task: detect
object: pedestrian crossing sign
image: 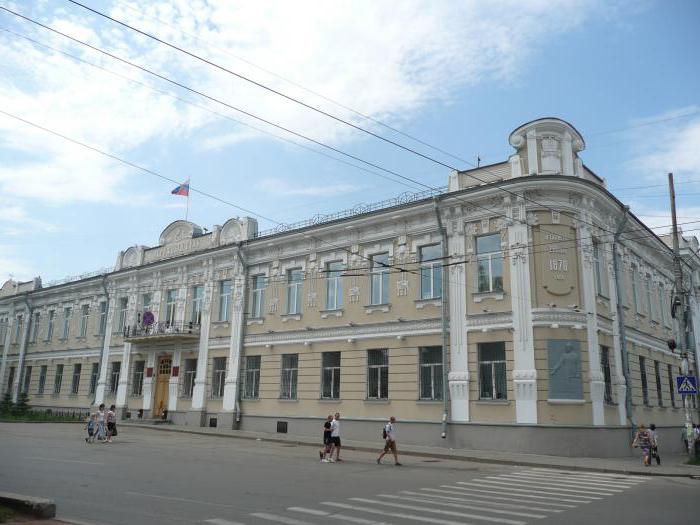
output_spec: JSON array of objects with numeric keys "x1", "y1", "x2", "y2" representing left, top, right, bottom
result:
[{"x1": 676, "y1": 376, "x2": 698, "y2": 395}]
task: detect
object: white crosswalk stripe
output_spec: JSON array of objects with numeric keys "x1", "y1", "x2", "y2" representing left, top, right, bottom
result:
[
  {"x1": 322, "y1": 501, "x2": 467, "y2": 525},
  {"x1": 451, "y1": 482, "x2": 594, "y2": 503},
  {"x1": 288, "y1": 507, "x2": 394, "y2": 524},
  {"x1": 377, "y1": 494, "x2": 547, "y2": 519},
  {"x1": 402, "y1": 489, "x2": 566, "y2": 512},
  {"x1": 502, "y1": 471, "x2": 639, "y2": 489},
  {"x1": 530, "y1": 467, "x2": 647, "y2": 481},
  {"x1": 422, "y1": 487, "x2": 578, "y2": 508},
  {"x1": 458, "y1": 480, "x2": 602, "y2": 500},
  {"x1": 249, "y1": 513, "x2": 314, "y2": 524},
  {"x1": 484, "y1": 475, "x2": 620, "y2": 495},
  {"x1": 204, "y1": 520, "x2": 246, "y2": 525}
]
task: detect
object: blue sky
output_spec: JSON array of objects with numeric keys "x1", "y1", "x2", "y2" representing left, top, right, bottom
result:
[{"x1": 0, "y1": 0, "x2": 699, "y2": 283}]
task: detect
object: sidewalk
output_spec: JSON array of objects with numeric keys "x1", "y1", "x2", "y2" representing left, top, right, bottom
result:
[{"x1": 120, "y1": 422, "x2": 700, "y2": 477}]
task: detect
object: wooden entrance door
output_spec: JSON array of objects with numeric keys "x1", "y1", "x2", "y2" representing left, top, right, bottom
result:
[{"x1": 153, "y1": 357, "x2": 172, "y2": 418}]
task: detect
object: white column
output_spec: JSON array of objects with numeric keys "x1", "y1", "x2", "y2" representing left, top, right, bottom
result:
[
  {"x1": 607, "y1": 248, "x2": 627, "y2": 425},
  {"x1": 526, "y1": 130, "x2": 539, "y2": 175},
  {"x1": 116, "y1": 292, "x2": 137, "y2": 409},
  {"x1": 12, "y1": 311, "x2": 31, "y2": 403},
  {"x1": 191, "y1": 282, "x2": 213, "y2": 410},
  {"x1": 168, "y1": 349, "x2": 181, "y2": 412},
  {"x1": 94, "y1": 297, "x2": 116, "y2": 406},
  {"x1": 142, "y1": 352, "x2": 156, "y2": 413},
  {"x1": 447, "y1": 225, "x2": 469, "y2": 422},
  {"x1": 223, "y1": 272, "x2": 246, "y2": 412},
  {"x1": 509, "y1": 216, "x2": 538, "y2": 424},
  {"x1": 579, "y1": 225, "x2": 605, "y2": 425},
  {"x1": 0, "y1": 314, "x2": 14, "y2": 394},
  {"x1": 561, "y1": 133, "x2": 574, "y2": 176}
]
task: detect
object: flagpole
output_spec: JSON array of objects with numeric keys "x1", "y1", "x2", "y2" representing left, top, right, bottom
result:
[{"x1": 185, "y1": 193, "x2": 190, "y2": 222}]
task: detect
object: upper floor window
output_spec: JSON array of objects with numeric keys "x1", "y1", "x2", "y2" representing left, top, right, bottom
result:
[
  {"x1": 191, "y1": 286, "x2": 203, "y2": 324},
  {"x1": 251, "y1": 275, "x2": 267, "y2": 318},
  {"x1": 30, "y1": 312, "x2": 40, "y2": 343},
  {"x1": 98, "y1": 302, "x2": 107, "y2": 335},
  {"x1": 420, "y1": 245, "x2": 442, "y2": 300},
  {"x1": 13, "y1": 315, "x2": 23, "y2": 344},
  {"x1": 646, "y1": 275, "x2": 656, "y2": 321},
  {"x1": 47, "y1": 311, "x2": 55, "y2": 341},
  {"x1": 592, "y1": 241, "x2": 608, "y2": 296},
  {"x1": 286, "y1": 269, "x2": 303, "y2": 315},
  {"x1": 476, "y1": 235, "x2": 503, "y2": 293},
  {"x1": 165, "y1": 290, "x2": 177, "y2": 325},
  {"x1": 62, "y1": 307, "x2": 72, "y2": 339},
  {"x1": 630, "y1": 264, "x2": 641, "y2": 313},
  {"x1": 116, "y1": 298, "x2": 128, "y2": 333},
  {"x1": 219, "y1": 280, "x2": 232, "y2": 322},
  {"x1": 79, "y1": 304, "x2": 89, "y2": 337},
  {"x1": 370, "y1": 253, "x2": 390, "y2": 305},
  {"x1": 142, "y1": 293, "x2": 152, "y2": 311},
  {"x1": 325, "y1": 262, "x2": 344, "y2": 310}
]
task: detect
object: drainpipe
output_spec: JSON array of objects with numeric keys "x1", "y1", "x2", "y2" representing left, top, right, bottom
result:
[
  {"x1": 433, "y1": 197, "x2": 450, "y2": 439},
  {"x1": 232, "y1": 242, "x2": 248, "y2": 426},
  {"x1": 612, "y1": 205, "x2": 635, "y2": 433},
  {"x1": 93, "y1": 275, "x2": 110, "y2": 406},
  {"x1": 13, "y1": 293, "x2": 34, "y2": 403}
]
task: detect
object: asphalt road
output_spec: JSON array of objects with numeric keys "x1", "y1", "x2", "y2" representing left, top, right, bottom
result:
[{"x1": 0, "y1": 423, "x2": 697, "y2": 525}]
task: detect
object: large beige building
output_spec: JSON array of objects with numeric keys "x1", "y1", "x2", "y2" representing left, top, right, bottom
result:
[{"x1": 2, "y1": 118, "x2": 698, "y2": 456}]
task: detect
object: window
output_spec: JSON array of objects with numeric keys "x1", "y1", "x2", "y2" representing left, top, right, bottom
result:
[
  {"x1": 218, "y1": 280, "x2": 232, "y2": 322},
  {"x1": 593, "y1": 241, "x2": 603, "y2": 295},
  {"x1": 645, "y1": 275, "x2": 654, "y2": 319},
  {"x1": 116, "y1": 298, "x2": 128, "y2": 333},
  {"x1": 286, "y1": 269, "x2": 303, "y2": 314},
  {"x1": 280, "y1": 354, "x2": 298, "y2": 400},
  {"x1": 211, "y1": 357, "x2": 226, "y2": 398},
  {"x1": 53, "y1": 364, "x2": 63, "y2": 395},
  {"x1": 79, "y1": 304, "x2": 89, "y2": 337},
  {"x1": 165, "y1": 290, "x2": 177, "y2": 325},
  {"x1": 420, "y1": 245, "x2": 442, "y2": 300},
  {"x1": 22, "y1": 366, "x2": 32, "y2": 394},
  {"x1": 668, "y1": 364, "x2": 676, "y2": 408},
  {"x1": 325, "y1": 262, "x2": 344, "y2": 310},
  {"x1": 98, "y1": 302, "x2": 107, "y2": 335},
  {"x1": 30, "y1": 312, "x2": 40, "y2": 343},
  {"x1": 476, "y1": 235, "x2": 504, "y2": 293},
  {"x1": 38, "y1": 365, "x2": 47, "y2": 395},
  {"x1": 142, "y1": 293, "x2": 152, "y2": 311},
  {"x1": 182, "y1": 359, "x2": 197, "y2": 398},
  {"x1": 367, "y1": 349, "x2": 388, "y2": 400},
  {"x1": 631, "y1": 265, "x2": 641, "y2": 313},
  {"x1": 71, "y1": 364, "x2": 81, "y2": 395},
  {"x1": 419, "y1": 346, "x2": 443, "y2": 400},
  {"x1": 132, "y1": 361, "x2": 145, "y2": 396},
  {"x1": 600, "y1": 346, "x2": 613, "y2": 404},
  {"x1": 478, "y1": 342, "x2": 507, "y2": 400},
  {"x1": 370, "y1": 253, "x2": 390, "y2": 305},
  {"x1": 639, "y1": 356, "x2": 649, "y2": 406},
  {"x1": 6, "y1": 366, "x2": 15, "y2": 393},
  {"x1": 13, "y1": 315, "x2": 23, "y2": 344},
  {"x1": 191, "y1": 286, "x2": 203, "y2": 324},
  {"x1": 654, "y1": 361, "x2": 663, "y2": 407},
  {"x1": 89, "y1": 362, "x2": 99, "y2": 395},
  {"x1": 321, "y1": 352, "x2": 341, "y2": 400},
  {"x1": 251, "y1": 275, "x2": 266, "y2": 318},
  {"x1": 0, "y1": 318, "x2": 6, "y2": 345},
  {"x1": 46, "y1": 311, "x2": 55, "y2": 341},
  {"x1": 244, "y1": 356, "x2": 261, "y2": 399},
  {"x1": 62, "y1": 307, "x2": 72, "y2": 339},
  {"x1": 660, "y1": 285, "x2": 669, "y2": 326},
  {"x1": 109, "y1": 362, "x2": 121, "y2": 395}
]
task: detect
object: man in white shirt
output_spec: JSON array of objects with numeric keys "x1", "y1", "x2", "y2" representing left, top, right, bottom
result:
[
  {"x1": 377, "y1": 416, "x2": 401, "y2": 465},
  {"x1": 330, "y1": 412, "x2": 342, "y2": 462}
]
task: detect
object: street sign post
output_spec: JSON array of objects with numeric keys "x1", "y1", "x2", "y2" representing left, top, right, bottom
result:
[{"x1": 676, "y1": 376, "x2": 698, "y2": 395}]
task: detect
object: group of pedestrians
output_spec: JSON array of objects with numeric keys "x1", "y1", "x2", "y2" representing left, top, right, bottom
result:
[
  {"x1": 318, "y1": 413, "x2": 401, "y2": 465},
  {"x1": 632, "y1": 423, "x2": 661, "y2": 466},
  {"x1": 85, "y1": 403, "x2": 118, "y2": 444}
]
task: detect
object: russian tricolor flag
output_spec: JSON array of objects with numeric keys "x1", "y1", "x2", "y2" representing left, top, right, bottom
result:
[{"x1": 171, "y1": 179, "x2": 190, "y2": 196}]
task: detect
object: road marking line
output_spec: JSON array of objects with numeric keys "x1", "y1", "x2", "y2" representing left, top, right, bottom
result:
[
  {"x1": 125, "y1": 491, "x2": 236, "y2": 508},
  {"x1": 287, "y1": 508, "x2": 328, "y2": 516},
  {"x1": 249, "y1": 513, "x2": 312, "y2": 524},
  {"x1": 504, "y1": 472, "x2": 638, "y2": 489},
  {"x1": 204, "y1": 519, "x2": 246, "y2": 525},
  {"x1": 424, "y1": 488, "x2": 577, "y2": 508},
  {"x1": 486, "y1": 475, "x2": 618, "y2": 495},
  {"x1": 288, "y1": 507, "x2": 390, "y2": 525},
  {"x1": 530, "y1": 468, "x2": 647, "y2": 481},
  {"x1": 521, "y1": 470, "x2": 645, "y2": 485},
  {"x1": 401, "y1": 490, "x2": 564, "y2": 513},
  {"x1": 321, "y1": 502, "x2": 466, "y2": 525},
  {"x1": 460, "y1": 480, "x2": 601, "y2": 500},
  {"x1": 23, "y1": 456, "x2": 104, "y2": 465},
  {"x1": 377, "y1": 494, "x2": 546, "y2": 519},
  {"x1": 447, "y1": 484, "x2": 590, "y2": 504},
  {"x1": 349, "y1": 497, "x2": 526, "y2": 525}
]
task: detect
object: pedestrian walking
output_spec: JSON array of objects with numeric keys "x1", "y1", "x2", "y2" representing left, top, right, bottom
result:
[
  {"x1": 649, "y1": 423, "x2": 661, "y2": 465},
  {"x1": 377, "y1": 416, "x2": 401, "y2": 466},
  {"x1": 96, "y1": 404, "x2": 106, "y2": 442},
  {"x1": 319, "y1": 414, "x2": 333, "y2": 462},
  {"x1": 632, "y1": 424, "x2": 652, "y2": 466},
  {"x1": 85, "y1": 413, "x2": 96, "y2": 444},
  {"x1": 330, "y1": 412, "x2": 342, "y2": 462},
  {"x1": 106, "y1": 404, "x2": 117, "y2": 443}
]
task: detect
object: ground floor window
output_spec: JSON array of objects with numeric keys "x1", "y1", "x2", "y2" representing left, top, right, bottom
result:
[
  {"x1": 640, "y1": 356, "x2": 649, "y2": 406},
  {"x1": 53, "y1": 364, "x2": 63, "y2": 395},
  {"x1": 668, "y1": 364, "x2": 675, "y2": 408},
  {"x1": 38, "y1": 365, "x2": 47, "y2": 395},
  {"x1": 654, "y1": 360, "x2": 663, "y2": 407},
  {"x1": 132, "y1": 361, "x2": 145, "y2": 396},
  {"x1": 109, "y1": 362, "x2": 121, "y2": 395},
  {"x1": 419, "y1": 346, "x2": 443, "y2": 400},
  {"x1": 211, "y1": 357, "x2": 226, "y2": 399},
  {"x1": 478, "y1": 342, "x2": 506, "y2": 400},
  {"x1": 6, "y1": 367, "x2": 14, "y2": 393},
  {"x1": 71, "y1": 364, "x2": 81, "y2": 395},
  {"x1": 182, "y1": 359, "x2": 197, "y2": 398},
  {"x1": 367, "y1": 349, "x2": 388, "y2": 400},
  {"x1": 600, "y1": 346, "x2": 613, "y2": 404},
  {"x1": 321, "y1": 352, "x2": 341, "y2": 400},
  {"x1": 244, "y1": 356, "x2": 261, "y2": 399},
  {"x1": 280, "y1": 354, "x2": 298, "y2": 400},
  {"x1": 89, "y1": 362, "x2": 99, "y2": 395},
  {"x1": 22, "y1": 366, "x2": 32, "y2": 394}
]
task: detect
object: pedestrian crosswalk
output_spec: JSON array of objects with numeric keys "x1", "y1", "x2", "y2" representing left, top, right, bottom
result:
[{"x1": 203, "y1": 467, "x2": 649, "y2": 525}]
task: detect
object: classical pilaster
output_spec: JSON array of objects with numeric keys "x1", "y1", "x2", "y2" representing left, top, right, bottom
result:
[
  {"x1": 191, "y1": 281, "x2": 213, "y2": 417},
  {"x1": 141, "y1": 352, "x2": 156, "y2": 416},
  {"x1": 168, "y1": 349, "x2": 181, "y2": 413},
  {"x1": 561, "y1": 133, "x2": 574, "y2": 176},
  {"x1": 12, "y1": 309, "x2": 31, "y2": 403},
  {"x1": 509, "y1": 209, "x2": 537, "y2": 424},
  {"x1": 578, "y1": 224, "x2": 605, "y2": 425},
  {"x1": 446, "y1": 221, "x2": 469, "y2": 422},
  {"x1": 176, "y1": 285, "x2": 188, "y2": 325},
  {"x1": 607, "y1": 248, "x2": 627, "y2": 425},
  {"x1": 115, "y1": 290, "x2": 138, "y2": 412},
  {"x1": 526, "y1": 130, "x2": 539, "y2": 175},
  {"x1": 0, "y1": 314, "x2": 13, "y2": 395},
  {"x1": 94, "y1": 296, "x2": 116, "y2": 407},
  {"x1": 223, "y1": 273, "x2": 246, "y2": 411}
]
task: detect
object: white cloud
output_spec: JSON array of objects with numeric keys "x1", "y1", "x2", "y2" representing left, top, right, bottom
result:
[
  {"x1": 257, "y1": 178, "x2": 360, "y2": 197},
  {"x1": 0, "y1": 246, "x2": 35, "y2": 282}
]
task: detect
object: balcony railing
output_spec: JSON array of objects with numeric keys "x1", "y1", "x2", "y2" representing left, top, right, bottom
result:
[{"x1": 124, "y1": 321, "x2": 200, "y2": 341}]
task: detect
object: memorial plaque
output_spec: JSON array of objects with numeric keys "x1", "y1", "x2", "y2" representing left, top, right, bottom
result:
[{"x1": 547, "y1": 339, "x2": 583, "y2": 399}]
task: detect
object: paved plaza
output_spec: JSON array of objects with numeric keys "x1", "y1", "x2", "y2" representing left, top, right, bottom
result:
[{"x1": 0, "y1": 423, "x2": 698, "y2": 525}]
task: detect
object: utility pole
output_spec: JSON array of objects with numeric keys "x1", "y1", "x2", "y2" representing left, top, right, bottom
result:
[{"x1": 669, "y1": 172, "x2": 695, "y2": 458}]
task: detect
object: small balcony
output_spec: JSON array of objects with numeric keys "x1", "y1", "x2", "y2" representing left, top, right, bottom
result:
[{"x1": 124, "y1": 321, "x2": 201, "y2": 343}]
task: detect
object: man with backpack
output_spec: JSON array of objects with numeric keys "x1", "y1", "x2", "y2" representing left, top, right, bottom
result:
[{"x1": 377, "y1": 416, "x2": 401, "y2": 465}]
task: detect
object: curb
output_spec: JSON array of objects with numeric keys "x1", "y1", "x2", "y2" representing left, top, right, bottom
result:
[
  {"x1": 120, "y1": 423, "x2": 699, "y2": 478},
  {"x1": 0, "y1": 491, "x2": 56, "y2": 519}
]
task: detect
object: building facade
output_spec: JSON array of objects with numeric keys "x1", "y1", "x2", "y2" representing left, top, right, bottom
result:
[{"x1": 2, "y1": 118, "x2": 698, "y2": 456}]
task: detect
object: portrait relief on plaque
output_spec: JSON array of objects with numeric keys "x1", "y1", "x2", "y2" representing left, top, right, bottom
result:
[{"x1": 547, "y1": 340, "x2": 583, "y2": 399}]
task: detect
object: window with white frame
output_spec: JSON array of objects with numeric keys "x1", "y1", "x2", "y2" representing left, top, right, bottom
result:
[
  {"x1": 631, "y1": 264, "x2": 641, "y2": 313},
  {"x1": 280, "y1": 354, "x2": 298, "y2": 400},
  {"x1": 142, "y1": 293, "x2": 152, "y2": 311},
  {"x1": 109, "y1": 361, "x2": 121, "y2": 395},
  {"x1": 0, "y1": 319, "x2": 6, "y2": 345},
  {"x1": 286, "y1": 269, "x2": 303, "y2": 315},
  {"x1": 13, "y1": 315, "x2": 23, "y2": 344},
  {"x1": 71, "y1": 363, "x2": 81, "y2": 395},
  {"x1": 46, "y1": 311, "x2": 54, "y2": 341},
  {"x1": 639, "y1": 356, "x2": 649, "y2": 406},
  {"x1": 218, "y1": 280, "x2": 232, "y2": 322},
  {"x1": 53, "y1": 364, "x2": 63, "y2": 395},
  {"x1": 321, "y1": 351, "x2": 341, "y2": 400},
  {"x1": 132, "y1": 361, "x2": 145, "y2": 396},
  {"x1": 244, "y1": 355, "x2": 261, "y2": 399},
  {"x1": 38, "y1": 365, "x2": 47, "y2": 395},
  {"x1": 6, "y1": 367, "x2": 15, "y2": 393},
  {"x1": 98, "y1": 302, "x2": 107, "y2": 335},
  {"x1": 79, "y1": 304, "x2": 89, "y2": 337},
  {"x1": 89, "y1": 362, "x2": 98, "y2": 394},
  {"x1": 30, "y1": 312, "x2": 40, "y2": 343},
  {"x1": 367, "y1": 349, "x2": 388, "y2": 400},
  {"x1": 420, "y1": 245, "x2": 442, "y2": 300},
  {"x1": 165, "y1": 290, "x2": 177, "y2": 325},
  {"x1": 476, "y1": 234, "x2": 504, "y2": 293},
  {"x1": 182, "y1": 359, "x2": 197, "y2": 398},
  {"x1": 251, "y1": 275, "x2": 266, "y2": 318},
  {"x1": 191, "y1": 285, "x2": 203, "y2": 324},
  {"x1": 419, "y1": 346, "x2": 443, "y2": 400},
  {"x1": 478, "y1": 342, "x2": 507, "y2": 400},
  {"x1": 644, "y1": 275, "x2": 654, "y2": 318},
  {"x1": 325, "y1": 262, "x2": 344, "y2": 310},
  {"x1": 592, "y1": 241, "x2": 608, "y2": 296},
  {"x1": 62, "y1": 307, "x2": 72, "y2": 339},
  {"x1": 116, "y1": 298, "x2": 128, "y2": 334},
  {"x1": 211, "y1": 357, "x2": 226, "y2": 398},
  {"x1": 600, "y1": 346, "x2": 613, "y2": 404},
  {"x1": 22, "y1": 365, "x2": 32, "y2": 394},
  {"x1": 370, "y1": 253, "x2": 390, "y2": 305}
]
